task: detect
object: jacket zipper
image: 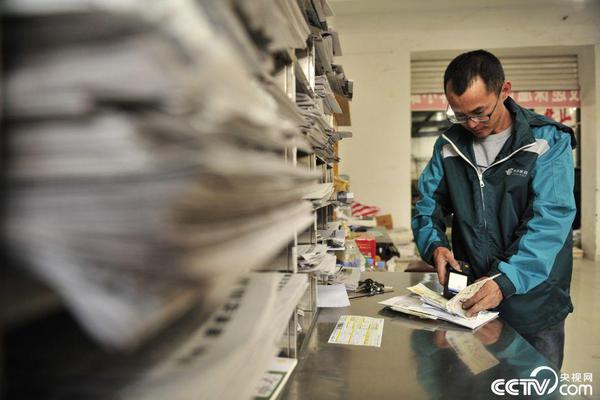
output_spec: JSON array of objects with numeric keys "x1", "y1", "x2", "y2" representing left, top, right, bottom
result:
[{"x1": 441, "y1": 134, "x2": 537, "y2": 229}]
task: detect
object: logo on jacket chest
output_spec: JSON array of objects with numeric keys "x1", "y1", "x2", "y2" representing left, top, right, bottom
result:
[{"x1": 505, "y1": 167, "x2": 529, "y2": 178}]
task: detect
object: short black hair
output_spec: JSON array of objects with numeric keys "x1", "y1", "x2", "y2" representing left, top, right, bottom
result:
[{"x1": 444, "y1": 50, "x2": 505, "y2": 96}]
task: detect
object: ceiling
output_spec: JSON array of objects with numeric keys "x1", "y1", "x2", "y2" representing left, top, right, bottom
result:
[{"x1": 328, "y1": 0, "x2": 594, "y2": 15}]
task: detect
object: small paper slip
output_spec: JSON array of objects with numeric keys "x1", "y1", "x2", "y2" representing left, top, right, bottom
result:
[
  {"x1": 407, "y1": 283, "x2": 448, "y2": 309},
  {"x1": 379, "y1": 295, "x2": 438, "y2": 320},
  {"x1": 421, "y1": 304, "x2": 498, "y2": 330},
  {"x1": 328, "y1": 315, "x2": 384, "y2": 347},
  {"x1": 317, "y1": 284, "x2": 350, "y2": 308}
]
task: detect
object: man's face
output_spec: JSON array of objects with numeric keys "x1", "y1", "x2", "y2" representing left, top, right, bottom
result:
[{"x1": 445, "y1": 77, "x2": 508, "y2": 139}]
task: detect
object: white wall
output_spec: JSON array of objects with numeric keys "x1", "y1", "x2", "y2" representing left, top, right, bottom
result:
[
  {"x1": 332, "y1": 2, "x2": 600, "y2": 258},
  {"x1": 578, "y1": 45, "x2": 600, "y2": 260},
  {"x1": 338, "y1": 51, "x2": 411, "y2": 227}
]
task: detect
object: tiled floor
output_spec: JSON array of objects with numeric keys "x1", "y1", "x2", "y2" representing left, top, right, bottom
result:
[{"x1": 562, "y1": 259, "x2": 600, "y2": 381}]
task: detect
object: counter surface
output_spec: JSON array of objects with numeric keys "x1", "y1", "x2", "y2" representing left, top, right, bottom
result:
[{"x1": 280, "y1": 272, "x2": 561, "y2": 400}]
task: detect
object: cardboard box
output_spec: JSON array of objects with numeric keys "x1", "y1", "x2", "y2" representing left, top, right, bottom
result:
[{"x1": 376, "y1": 214, "x2": 393, "y2": 230}]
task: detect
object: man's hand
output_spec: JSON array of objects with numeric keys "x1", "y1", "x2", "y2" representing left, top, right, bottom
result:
[
  {"x1": 433, "y1": 247, "x2": 461, "y2": 285},
  {"x1": 462, "y1": 279, "x2": 503, "y2": 317}
]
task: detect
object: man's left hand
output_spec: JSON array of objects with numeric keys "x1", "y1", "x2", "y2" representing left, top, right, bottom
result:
[{"x1": 462, "y1": 279, "x2": 503, "y2": 317}]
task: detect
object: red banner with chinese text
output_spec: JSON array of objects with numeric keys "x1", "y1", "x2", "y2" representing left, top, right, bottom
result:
[{"x1": 411, "y1": 90, "x2": 581, "y2": 111}]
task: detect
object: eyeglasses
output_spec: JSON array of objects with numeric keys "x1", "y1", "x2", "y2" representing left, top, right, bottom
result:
[{"x1": 446, "y1": 93, "x2": 501, "y2": 124}]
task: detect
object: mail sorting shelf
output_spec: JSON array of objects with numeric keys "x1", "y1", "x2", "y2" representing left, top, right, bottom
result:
[{"x1": 278, "y1": 33, "x2": 349, "y2": 358}]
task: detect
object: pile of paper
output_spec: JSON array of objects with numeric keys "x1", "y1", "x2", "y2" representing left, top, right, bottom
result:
[
  {"x1": 334, "y1": 266, "x2": 361, "y2": 291},
  {"x1": 315, "y1": 75, "x2": 342, "y2": 114},
  {"x1": 379, "y1": 279, "x2": 499, "y2": 330},
  {"x1": 3, "y1": 1, "x2": 316, "y2": 350},
  {"x1": 309, "y1": 0, "x2": 335, "y2": 25},
  {"x1": 317, "y1": 228, "x2": 345, "y2": 250},
  {"x1": 297, "y1": 244, "x2": 336, "y2": 274},
  {"x1": 298, "y1": 0, "x2": 353, "y2": 105},
  {"x1": 313, "y1": 30, "x2": 342, "y2": 75},
  {"x1": 234, "y1": 0, "x2": 311, "y2": 52},
  {"x1": 296, "y1": 93, "x2": 340, "y2": 163},
  {"x1": 312, "y1": 30, "x2": 352, "y2": 102},
  {"x1": 198, "y1": 0, "x2": 272, "y2": 77},
  {"x1": 2, "y1": 272, "x2": 307, "y2": 399},
  {"x1": 322, "y1": 30, "x2": 342, "y2": 56},
  {"x1": 298, "y1": 244, "x2": 328, "y2": 268},
  {"x1": 327, "y1": 64, "x2": 354, "y2": 100},
  {"x1": 303, "y1": 182, "x2": 335, "y2": 204},
  {"x1": 313, "y1": 32, "x2": 333, "y2": 75},
  {"x1": 294, "y1": 0, "x2": 351, "y2": 163},
  {"x1": 121, "y1": 272, "x2": 308, "y2": 400},
  {"x1": 296, "y1": 0, "x2": 333, "y2": 33}
]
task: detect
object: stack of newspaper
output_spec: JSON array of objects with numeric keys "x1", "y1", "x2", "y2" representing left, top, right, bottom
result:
[
  {"x1": 315, "y1": 75, "x2": 342, "y2": 114},
  {"x1": 303, "y1": 182, "x2": 335, "y2": 206},
  {"x1": 304, "y1": 0, "x2": 335, "y2": 29},
  {"x1": 23, "y1": 273, "x2": 307, "y2": 400},
  {"x1": 317, "y1": 228, "x2": 345, "y2": 250},
  {"x1": 297, "y1": 244, "x2": 336, "y2": 274},
  {"x1": 234, "y1": 0, "x2": 311, "y2": 52},
  {"x1": 3, "y1": 0, "x2": 316, "y2": 351},
  {"x1": 327, "y1": 64, "x2": 354, "y2": 100},
  {"x1": 158, "y1": 272, "x2": 306, "y2": 400},
  {"x1": 379, "y1": 278, "x2": 499, "y2": 330},
  {"x1": 296, "y1": 93, "x2": 340, "y2": 163}
]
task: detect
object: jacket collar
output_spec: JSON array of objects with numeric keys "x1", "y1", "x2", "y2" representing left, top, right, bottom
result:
[{"x1": 442, "y1": 96, "x2": 576, "y2": 164}]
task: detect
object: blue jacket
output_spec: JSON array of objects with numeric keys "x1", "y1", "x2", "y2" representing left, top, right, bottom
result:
[{"x1": 412, "y1": 97, "x2": 576, "y2": 334}]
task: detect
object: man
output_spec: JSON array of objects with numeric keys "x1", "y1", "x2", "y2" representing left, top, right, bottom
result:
[{"x1": 411, "y1": 49, "x2": 576, "y2": 369}]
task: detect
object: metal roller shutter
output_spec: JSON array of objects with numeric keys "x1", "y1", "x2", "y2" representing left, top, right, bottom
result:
[{"x1": 411, "y1": 55, "x2": 579, "y2": 94}]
